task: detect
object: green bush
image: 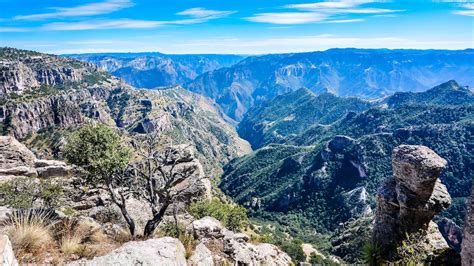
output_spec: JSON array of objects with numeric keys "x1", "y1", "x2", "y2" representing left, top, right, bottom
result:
[
  {"x1": 0, "y1": 177, "x2": 37, "y2": 208},
  {"x1": 363, "y1": 242, "x2": 382, "y2": 266},
  {"x1": 63, "y1": 123, "x2": 132, "y2": 185},
  {"x1": 189, "y1": 198, "x2": 249, "y2": 231},
  {"x1": 0, "y1": 178, "x2": 63, "y2": 208},
  {"x1": 279, "y1": 239, "x2": 306, "y2": 264}
]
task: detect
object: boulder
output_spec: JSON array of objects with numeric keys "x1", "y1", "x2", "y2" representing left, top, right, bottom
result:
[
  {"x1": 79, "y1": 237, "x2": 186, "y2": 266},
  {"x1": 35, "y1": 159, "x2": 71, "y2": 178},
  {"x1": 0, "y1": 235, "x2": 18, "y2": 266},
  {"x1": 462, "y1": 185, "x2": 474, "y2": 266},
  {"x1": 373, "y1": 145, "x2": 453, "y2": 261},
  {"x1": 188, "y1": 243, "x2": 214, "y2": 266},
  {"x1": 190, "y1": 217, "x2": 291, "y2": 265},
  {"x1": 0, "y1": 136, "x2": 36, "y2": 169}
]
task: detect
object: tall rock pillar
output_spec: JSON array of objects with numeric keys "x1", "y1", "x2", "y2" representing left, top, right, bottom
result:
[{"x1": 373, "y1": 145, "x2": 452, "y2": 260}]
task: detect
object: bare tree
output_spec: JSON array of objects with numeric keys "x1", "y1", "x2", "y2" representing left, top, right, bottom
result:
[{"x1": 131, "y1": 130, "x2": 198, "y2": 237}]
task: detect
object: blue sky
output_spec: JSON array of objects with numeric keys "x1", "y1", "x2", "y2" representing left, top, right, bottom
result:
[{"x1": 0, "y1": 0, "x2": 472, "y2": 54}]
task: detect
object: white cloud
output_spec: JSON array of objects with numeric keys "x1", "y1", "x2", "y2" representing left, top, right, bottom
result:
[
  {"x1": 0, "y1": 27, "x2": 31, "y2": 32},
  {"x1": 247, "y1": 12, "x2": 328, "y2": 24},
  {"x1": 36, "y1": 8, "x2": 235, "y2": 31},
  {"x1": 247, "y1": 0, "x2": 402, "y2": 24},
  {"x1": 42, "y1": 19, "x2": 163, "y2": 31},
  {"x1": 453, "y1": 3, "x2": 474, "y2": 16},
  {"x1": 14, "y1": 0, "x2": 134, "y2": 20},
  {"x1": 177, "y1": 8, "x2": 235, "y2": 19}
]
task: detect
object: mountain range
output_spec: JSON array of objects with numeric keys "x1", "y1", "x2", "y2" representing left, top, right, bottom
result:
[
  {"x1": 68, "y1": 52, "x2": 244, "y2": 89},
  {"x1": 220, "y1": 80, "x2": 473, "y2": 261}
]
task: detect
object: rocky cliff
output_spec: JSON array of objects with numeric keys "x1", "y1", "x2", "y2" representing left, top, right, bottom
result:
[
  {"x1": 0, "y1": 48, "x2": 251, "y2": 176},
  {"x1": 0, "y1": 48, "x2": 98, "y2": 96},
  {"x1": 373, "y1": 145, "x2": 453, "y2": 262},
  {"x1": 462, "y1": 185, "x2": 474, "y2": 265}
]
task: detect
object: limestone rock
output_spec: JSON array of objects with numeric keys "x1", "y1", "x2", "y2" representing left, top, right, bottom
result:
[
  {"x1": 190, "y1": 217, "x2": 292, "y2": 265},
  {"x1": 188, "y1": 243, "x2": 214, "y2": 266},
  {"x1": 0, "y1": 235, "x2": 18, "y2": 266},
  {"x1": 0, "y1": 136, "x2": 36, "y2": 169},
  {"x1": 373, "y1": 145, "x2": 453, "y2": 261},
  {"x1": 438, "y1": 218, "x2": 463, "y2": 252},
  {"x1": 462, "y1": 185, "x2": 474, "y2": 266},
  {"x1": 79, "y1": 237, "x2": 187, "y2": 266}
]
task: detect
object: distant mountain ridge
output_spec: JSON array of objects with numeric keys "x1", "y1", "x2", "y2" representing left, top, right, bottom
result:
[
  {"x1": 67, "y1": 52, "x2": 245, "y2": 89},
  {"x1": 186, "y1": 48, "x2": 474, "y2": 120}
]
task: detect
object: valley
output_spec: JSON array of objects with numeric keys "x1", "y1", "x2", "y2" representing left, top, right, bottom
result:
[{"x1": 0, "y1": 47, "x2": 472, "y2": 265}]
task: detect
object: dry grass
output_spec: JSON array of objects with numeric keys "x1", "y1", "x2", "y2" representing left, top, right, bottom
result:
[{"x1": 6, "y1": 210, "x2": 55, "y2": 255}]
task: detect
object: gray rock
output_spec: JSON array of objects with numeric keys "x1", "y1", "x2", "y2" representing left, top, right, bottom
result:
[
  {"x1": 462, "y1": 185, "x2": 474, "y2": 266},
  {"x1": 0, "y1": 136, "x2": 36, "y2": 169},
  {"x1": 0, "y1": 235, "x2": 18, "y2": 266},
  {"x1": 79, "y1": 237, "x2": 186, "y2": 266},
  {"x1": 190, "y1": 217, "x2": 292, "y2": 265},
  {"x1": 188, "y1": 243, "x2": 214, "y2": 266},
  {"x1": 373, "y1": 145, "x2": 453, "y2": 261}
]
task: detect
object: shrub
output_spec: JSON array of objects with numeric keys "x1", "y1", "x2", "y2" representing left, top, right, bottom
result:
[
  {"x1": 6, "y1": 209, "x2": 56, "y2": 254},
  {"x1": 189, "y1": 198, "x2": 249, "y2": 231},
  {"x1": 363, "y1": 242, "x2": 382, "y2": 266},
  {"x1": 279, "y1": 239, "x2": 306, "y2": 264},
  {"x1": 0, "y1": 177, "x2": 36, "y2": 208},
  {"x1": 0, "y1": 178, "x2": 64, "y2": 208}
]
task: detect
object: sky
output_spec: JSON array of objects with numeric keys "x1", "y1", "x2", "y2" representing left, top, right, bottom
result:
[{"x1": 0, "y1": 0, "x2": 473, "y2": 54}]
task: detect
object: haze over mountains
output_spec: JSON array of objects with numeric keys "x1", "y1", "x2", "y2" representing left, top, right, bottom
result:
[
  {"x1": 68, "y1": 53, "x2": 244, "y2": 89},
  {"x1": 72, "y1": 49, "x2": 474, "y2": 121}
]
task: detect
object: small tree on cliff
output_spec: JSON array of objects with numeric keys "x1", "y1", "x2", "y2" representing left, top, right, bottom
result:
[{"x1": 64, "y1": 124, "x2": 198, "y2": 237}]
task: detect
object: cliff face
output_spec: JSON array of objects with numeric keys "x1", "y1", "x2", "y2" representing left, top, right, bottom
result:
[
  {"x1": 462, "y1": 185, "x2": 474, "y2": 265},
  {"x1": 0, "y1": 48, "x2": 250, "y2": 176},
  {"x1": 373, "y1": 145, "x2": 453, "y2": 261},
  {"x1": 0, "y1": 48, "x2": 97, "y2": 96}
]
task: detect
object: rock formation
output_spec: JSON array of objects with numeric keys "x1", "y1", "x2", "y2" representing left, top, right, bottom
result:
[
  {"x1": 462, "y1": 184, "x2": 474, "y2": 266},
  {"x1": 0, "y1": 235, "x2": 17, "y2": 266},
  {"x1": 0, "y1": 136, "x2": 70, "y2": 182},
  {"x1": 75, "y1": 237, "x2": 187, "y2": 266},
  {"x1": 188, "y1": 216, "x2": 292, "y2": 265},
  {"x1": 373, "y1": 145, "x2": 452, "y2": 261}
]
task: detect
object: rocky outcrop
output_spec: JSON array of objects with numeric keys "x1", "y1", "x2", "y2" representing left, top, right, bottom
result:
[
  {"x1": 438, "y1": 218, "x2": 463, "y2": 252},
  {"x1": 0, "y1": 235, "x2": 17, "y2": 266},
  {"x1": 0, "y1": 48, "x2": 96, "y2": 96},
  {"x1": 189, "y1": 216, "x2": 292, "y2": 265},
  {"x1": 77, "y1": 237, "x2": 187, "y2": 266},
  {"x1": 462, "y1": 185, "x2": 474, "y2": 266},
  {"x1": 0, "y1": 136, "x2": 71, "y2": 181},
  {"x1": 373, "y1": 145, "x2": 452, "y2": 261}
]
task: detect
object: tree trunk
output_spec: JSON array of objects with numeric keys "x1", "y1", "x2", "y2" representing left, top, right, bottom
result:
[
  {"x1": 108, "y1": 184, "x2": 136, "y2": 237},
  {"x1": 143, "y1": 201, "x2": 170, "y2": 237},
  {"x1": 119, "y1": 204, "x2": 136, "y2": 238}
]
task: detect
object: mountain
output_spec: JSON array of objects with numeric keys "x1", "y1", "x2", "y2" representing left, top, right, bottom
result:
[
  {"x1": 186, "y1": 49, "x2": 474, "y2": 121},
  {"x1": 68, "y1": 52, "x2": 245, "y2": 89},
  {"x1": 0, "y1": 48, "x2": 251, "y2": 176},
  {"x1": 238, "y1": 88, "x2": 374, "y2": 149},
  {"x1": 220, "y1": 81, "x2": 473, "y2": 255}
]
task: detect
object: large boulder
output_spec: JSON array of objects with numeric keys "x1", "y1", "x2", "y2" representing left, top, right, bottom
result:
[
  {"x1": 189, "y1": 216, "x2": 292, "y2": 265},
  {"x1": 0, "y1": 235, "x2": 18, "y2": 266},
  {"x1": 373, "y1": 145, "x2": 453, "y2": 261},
  {"x1": 78, "y1": 237, "x2": 187, "y2": 266},
  {"x1": 0, "y1": 136, "x2": 37, "y2": 181},
  {"x1": 462, "y1": 185, "x2": 474, "y2": 266}
]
